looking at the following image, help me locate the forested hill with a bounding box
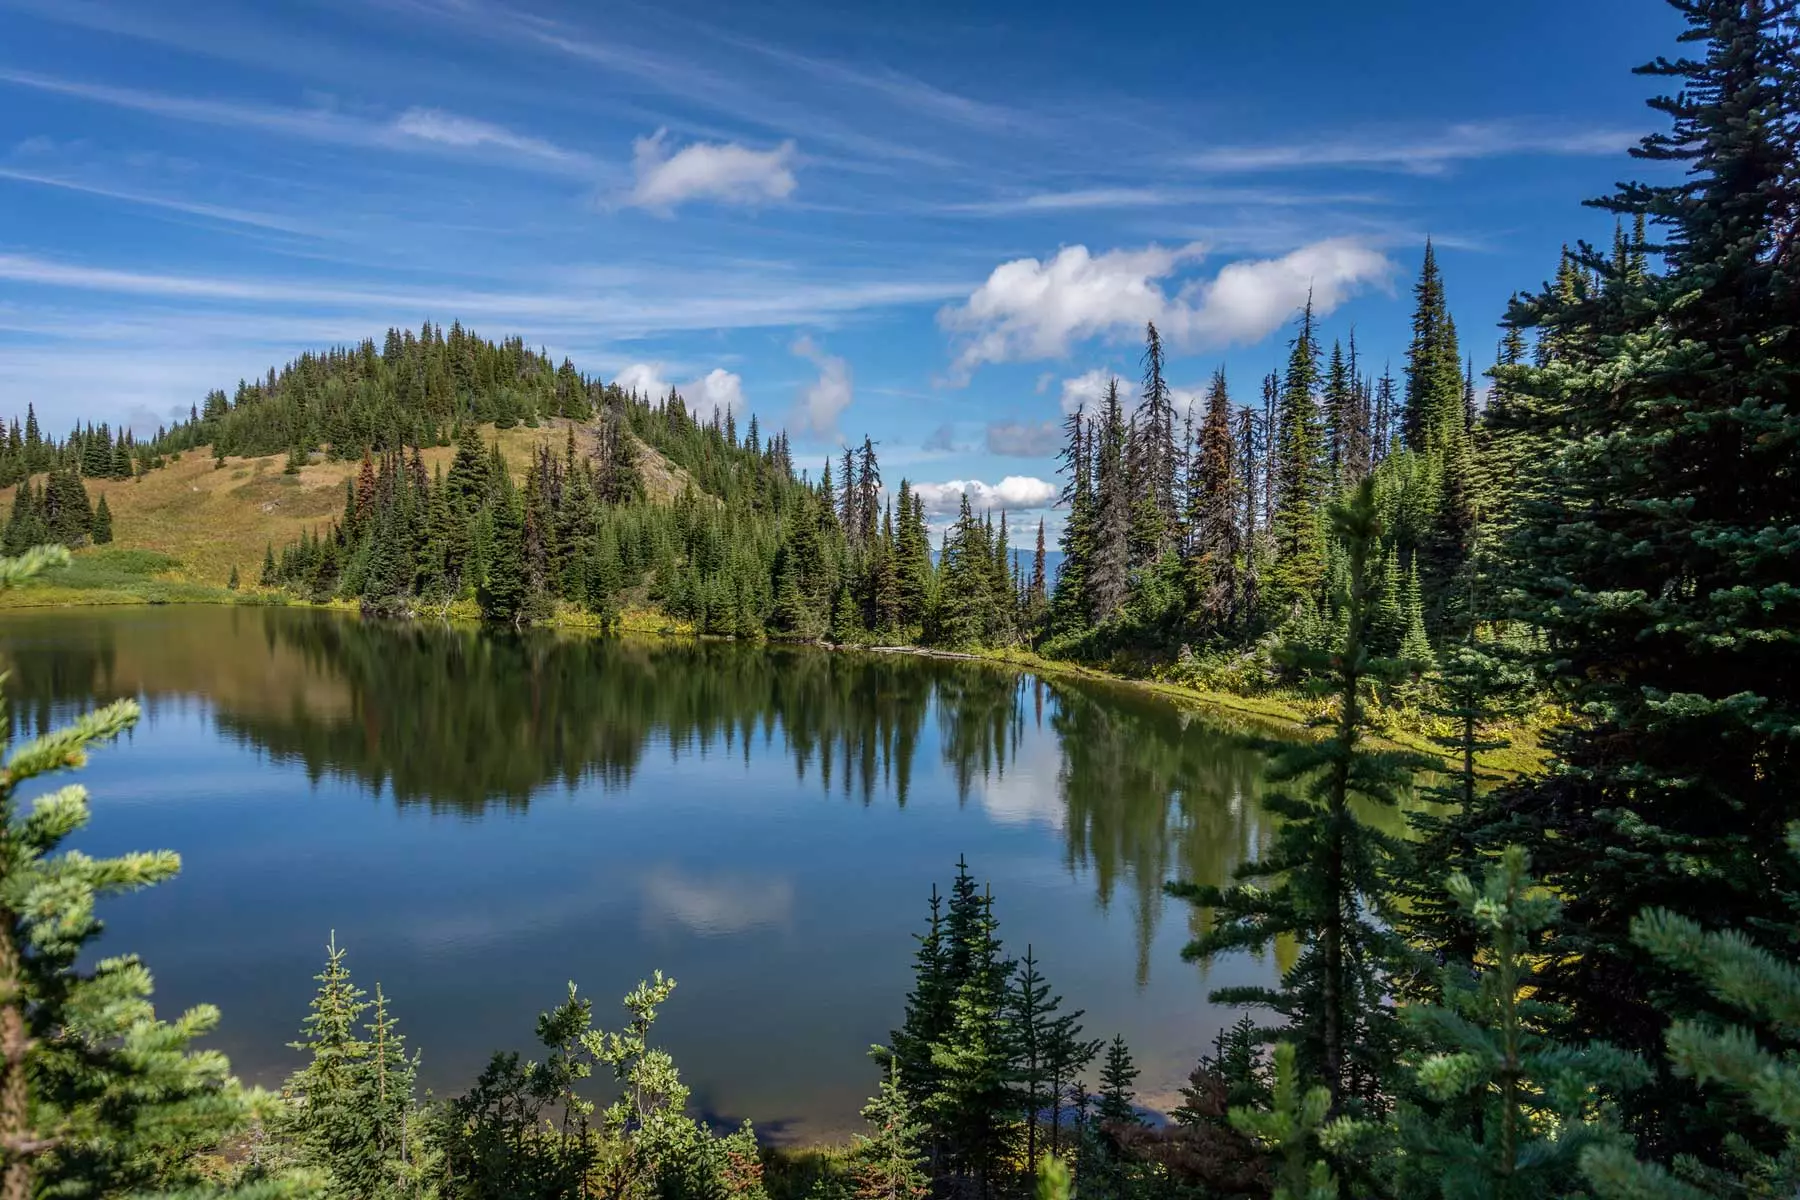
[0,322,970,644]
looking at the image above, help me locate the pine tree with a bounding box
[478,479,527,625]
[0,545,280,1197]
[1169,478,1427,1107]
[90,494,112,544]
[1184,368,1240,635]
[1476,0,1800,1162]
[1089,380,1131,624]
[850,1064,931,1200]
[1095,1037,1141,1128]
[228,564,240,590]
[1267,299,1326,613]
[1583,825,1800,1198]
[1396,846,1644,1200]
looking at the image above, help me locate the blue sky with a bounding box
[0,0,1680,528]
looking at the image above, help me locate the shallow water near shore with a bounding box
[0,605,1293,1141]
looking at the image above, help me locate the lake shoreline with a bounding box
[0,578,1545,776]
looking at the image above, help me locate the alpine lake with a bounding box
[0,605,1356,1142]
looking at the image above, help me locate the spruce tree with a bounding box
[1089,380,1131,625]
[850,1064,930,1200]
[90,494,112,545]
[0,545,283,1197]
[1267,300,1326,613]
[1476,0,1800,1162]
[1395,846,1644,1200]
[1095,1037,1141,1128]
[1184,368,1240,635]
[1169,478,1427,1106]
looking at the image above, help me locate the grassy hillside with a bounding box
[0,419,695,595]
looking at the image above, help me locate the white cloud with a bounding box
[913,477,1057,517]
[614,362,670,400]
[688,367,745,417]
[1058,368,1116,415]
[1186,121,1637,175]
[613,363,745,417]
[789,336,852,435]
[391,107,587,167]
[986,420,1061,457]
[628,128,797,212]
[941,238,1391,380]
[922,423,958,452]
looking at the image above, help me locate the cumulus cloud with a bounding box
[628,128,797,212]
[1058,368,1116,415]
[913,477,1058,517]
[790,336,852,435]
[615,362,671,399]
[941,238,1391,381]
[614,363,745,418]
[688,367,745,417]
[986,420,1061,457]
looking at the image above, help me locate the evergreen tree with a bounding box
[1095,1037,1141,1128]
[1005,945,1088,1172]
[849,1064,930,1200]
[1089,380,1131,625]
[1475,0,1800,1162]
[0,545,283,1197]
[1184,368,1240,636]
[90,494,112,545]
[478,480,527,625]
[1583,824,1800,1198]
[1169,479,1426,1107]
[1131,322,1179,563]
[1395,846,1644,1200]
[1267,300,1326,613]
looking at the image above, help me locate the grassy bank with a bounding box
[1,560,1548,778]
[0,548,256,608]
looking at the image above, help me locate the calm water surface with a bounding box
[0,606,1288,1140]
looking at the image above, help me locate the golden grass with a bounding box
[0,421,694,589]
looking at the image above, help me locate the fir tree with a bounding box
[1089,380,1131,625]
[1396,846,1644,1200]
[1583,824,1800,1198]
[1184,368,1240,635]
[0,545,281,1198]
[1095,1037,1141,1128]
[477,480,527,625]
[849,1064,931,1200]
[1169,478,1427,1107]
[90,494,112,545]
[1477,0,1800,1162]
[1267,299,1326,613]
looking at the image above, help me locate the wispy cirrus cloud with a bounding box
[0,69,597,175]
[0,253,963,336]
[1185,120,1637,175]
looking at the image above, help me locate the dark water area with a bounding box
[0,605,1290,1141]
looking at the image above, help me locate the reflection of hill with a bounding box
[0,608,1290,968]
[0,607,353,734]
